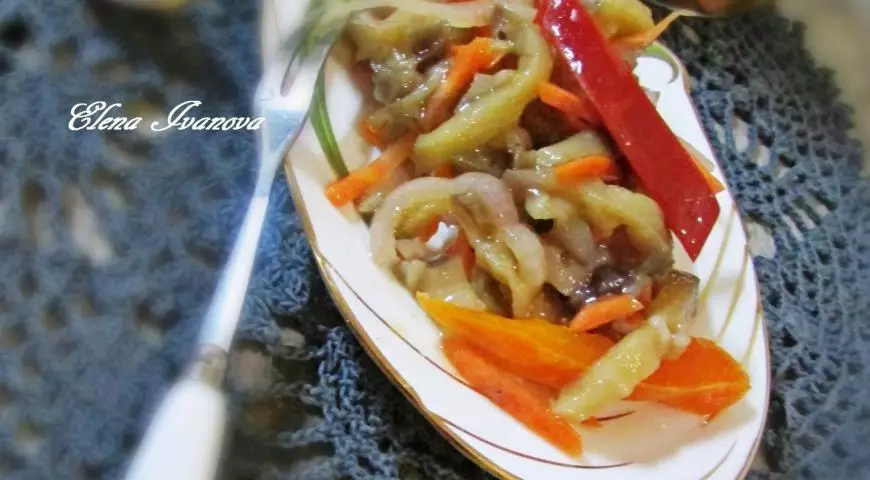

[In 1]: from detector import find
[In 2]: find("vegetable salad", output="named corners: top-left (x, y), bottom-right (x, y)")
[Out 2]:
top-left (317, 0), bottom-right (748, 457)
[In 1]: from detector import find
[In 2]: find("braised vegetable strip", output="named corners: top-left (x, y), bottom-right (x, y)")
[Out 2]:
top-left (537, 0), bottom-right (721, 260)
top-left (424, 37), bottom-right (500, 131)
top-left (317, 0), bottom-right (749, 458)
top-left (414, 13), bottom-right (554, 171)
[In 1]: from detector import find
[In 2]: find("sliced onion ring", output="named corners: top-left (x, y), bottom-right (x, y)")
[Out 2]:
top-left (501, 224), bottom-right (546, 289)
top-left (370, 177), bottom-right (453, 269)
top-left (452, 172), bottom-right (520, 227)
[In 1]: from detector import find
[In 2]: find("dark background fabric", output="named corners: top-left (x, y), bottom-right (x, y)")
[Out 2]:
top-left (0, 0), bottom-right (867, 478)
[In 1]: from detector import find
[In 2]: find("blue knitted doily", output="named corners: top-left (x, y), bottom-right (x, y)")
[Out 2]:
top-left (0, 1), bottom-right (867, 479)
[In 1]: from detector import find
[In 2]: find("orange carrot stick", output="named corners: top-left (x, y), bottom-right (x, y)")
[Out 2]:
top-left (628, 337), bottom-right (750, 418)
top-left (442, 337), bottom-right (583, 456)
top-left (358, 118), bottom-right (385, 149)
top-left (324, 133), bottom-right (416, 207)
top-left (613, 11), bottom-right (685, 50)
top-left (537, 81), bottom-right (600, 125)
top-left (553, 155), bottom-right (619, 184)
top-left (569, 295), bottom-right (645, 332)
top-left (417, 294), bottom-right (614, 389)
top-left (424, 37), bottom-right (496, 131)
top-left (421, 295), bottom-right (750, 417)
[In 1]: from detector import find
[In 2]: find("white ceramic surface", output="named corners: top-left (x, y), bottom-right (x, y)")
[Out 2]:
top-left (262, 2), bottom-right (770, 478)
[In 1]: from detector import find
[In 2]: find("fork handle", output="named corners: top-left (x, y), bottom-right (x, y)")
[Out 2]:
top-left (126, 346), bottom-right (229, 480)
top-left (126, 183), bottom-right (274, 480)
top-left (126, 378), bottom-right (227, 480)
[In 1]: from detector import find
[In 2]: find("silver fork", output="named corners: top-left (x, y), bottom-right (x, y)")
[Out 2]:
top-left (125, 22), bottom-right (342, 480)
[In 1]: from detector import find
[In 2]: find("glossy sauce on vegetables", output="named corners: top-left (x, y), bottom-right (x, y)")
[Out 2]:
top-left (320, 0), bottom-right (743, 455)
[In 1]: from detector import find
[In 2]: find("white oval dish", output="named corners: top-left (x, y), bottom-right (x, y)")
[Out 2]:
top-left (262, 2), bottom-right (770, 478)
